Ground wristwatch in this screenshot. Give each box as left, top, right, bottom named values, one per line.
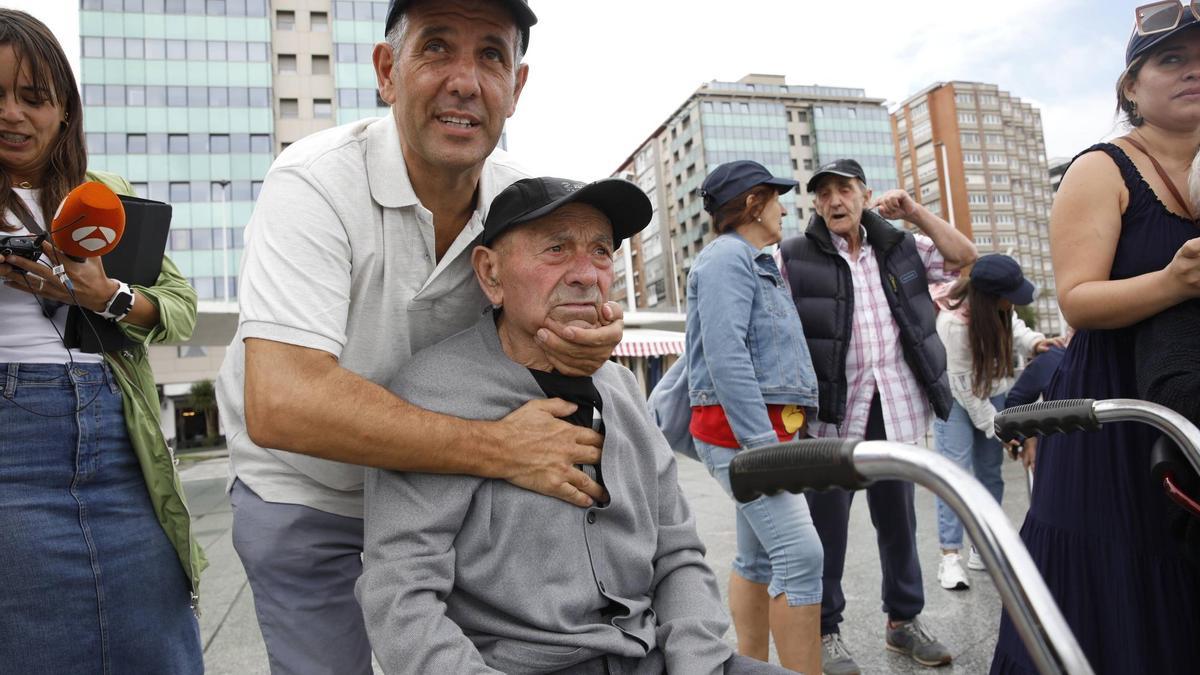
left=99, top=280, right=135, bottom=322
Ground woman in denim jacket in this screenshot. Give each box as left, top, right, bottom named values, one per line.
left=686, top=160, right=823, bottom=674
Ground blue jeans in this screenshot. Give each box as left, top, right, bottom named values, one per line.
left=694, top=438, right=823, bottom=605
left=0, top=363, right=202, bottom=674
left=933, top=396, right=1006, bottom=549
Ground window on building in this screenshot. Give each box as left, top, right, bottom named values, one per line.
left=104, top=84, right=123, bottom=106
left=801, top=135, right=810, bottom=147
left=124, top=37, right=144, bottom=59
left=126, top=134, right=147, bottom=154
left=250, top=134, right=271, bottom=153
left=280, top=98, right=299, bottom=118
left=83, top=84, right=103, bottom=105
left=968, top=192, right=988, bottom=204
left=209, top=86, right=228, bottom=107
left=209, top=134, right=230, bottom=153
left=169, top=182, right=190, bottom=202
left=803, top=159, right=813, bottom=170
left=278, top=54, right=297, bottom=73
left=313, top=99, right=333, bottom=118
left=248, top=42, right=269, bottom=62
left=186, top=39, right=205, bottom=61
left=958, top=112, right=977, bottom=124
left=168, top=134, right=188, bottom=153
left=248, top=87, right=270, bottom=107
left=276, top=10, right=295, bottom=30
left=166, top=39, right=186, bottom=60
left=798, top=110, right=809, bottom=122
left=145, top=38, right=166, bottom=59
left=207, top=40, right=227, bottom=60
left=126, top=85, right=145, bottom=106
left=312, top=55, right=331, bottom=75
left=311, top=11, right=329, bottom=31
left=82, top=37, right=103, bottom=58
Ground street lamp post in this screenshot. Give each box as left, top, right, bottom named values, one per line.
left=216, top=180, right=232, bottom=302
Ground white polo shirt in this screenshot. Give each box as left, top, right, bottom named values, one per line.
left=216, top=116, right=531, bottom=518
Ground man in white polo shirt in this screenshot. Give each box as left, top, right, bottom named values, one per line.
left=215, top=2, right=623, bottom=672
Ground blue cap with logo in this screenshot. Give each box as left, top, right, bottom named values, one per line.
left=700, top=160, right=799, bottom=214
left=970, top=254, right=1036, bottom=306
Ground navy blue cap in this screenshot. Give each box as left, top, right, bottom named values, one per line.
left=700, top=161, right=798, bottom=214
left=483, top=177, right=652, bottom=246
left=385, top=0, right=537, bottom=54
left=806, top=158, right=867, bottom=192
left=970, top=254, right=1036, bottom=305
left=1127, top=5, right=1200, bottom=65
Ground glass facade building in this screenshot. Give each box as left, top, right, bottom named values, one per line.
left=79, top=0, right=275, bottom=301
left=613, top=74, right=895, bottom=310
left=332, top=0, right=390, bottom=124
left=811, top=103, right=898, bottom=192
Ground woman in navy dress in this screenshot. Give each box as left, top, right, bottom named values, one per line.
left=991, top=10, right=1200, bottom=674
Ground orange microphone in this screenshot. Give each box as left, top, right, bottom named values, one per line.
left=50, top=182, right=125, bottom=259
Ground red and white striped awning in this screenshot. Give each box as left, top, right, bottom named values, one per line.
left=613, top=329, right=685, bottom=357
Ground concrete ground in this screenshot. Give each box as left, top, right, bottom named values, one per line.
left=182, top=447, right=1032, bottom=674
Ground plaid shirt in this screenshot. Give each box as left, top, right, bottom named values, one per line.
left=779, top=227, right=955, bottom=443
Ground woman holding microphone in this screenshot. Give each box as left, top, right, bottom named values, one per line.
left=0, top=10, right=203, bottom=673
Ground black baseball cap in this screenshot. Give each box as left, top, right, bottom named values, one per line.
left=1127, top=5, right=1200, bottom=65
left=806, top=158, right=867, bottom=193
left=483, top=177, right=652, bottom=247
left=970, top=254, right=1036, bottom=306
left=699, top=160, right=798, bottom=214
left=385, top=0, right=537, bottom=55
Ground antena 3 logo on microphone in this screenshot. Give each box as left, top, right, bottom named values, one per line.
left=51, top=182, right=126, bottom=258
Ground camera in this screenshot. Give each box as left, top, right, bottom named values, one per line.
left=0, top=234, right=45, bottom=273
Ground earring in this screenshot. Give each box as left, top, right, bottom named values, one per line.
left=756, top=217, right=763, bottom=223
left=1129, top=100, right=1143, bottom=125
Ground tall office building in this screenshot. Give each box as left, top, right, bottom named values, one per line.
left=891, top=81, right=1061, bottom=331
left=76, top=0, right=390, bottom=444
left=611, top=74, right=897, bottom=311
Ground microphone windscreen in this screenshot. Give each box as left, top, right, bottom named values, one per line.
left=51, top=182, right=125, bottom=258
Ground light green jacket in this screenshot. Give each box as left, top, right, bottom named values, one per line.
left=86, top=169, right=208, bottom=609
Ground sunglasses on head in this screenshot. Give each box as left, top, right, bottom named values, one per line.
left=1136, top=1, right=1200, bottom=35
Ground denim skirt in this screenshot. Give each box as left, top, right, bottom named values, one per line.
left=0, top=363, right=202, bottom=674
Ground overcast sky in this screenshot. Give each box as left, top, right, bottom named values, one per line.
left=8, top=0, right=1137, bottom=179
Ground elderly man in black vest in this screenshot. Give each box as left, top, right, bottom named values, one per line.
left=777, top=159, right=977, bottom=674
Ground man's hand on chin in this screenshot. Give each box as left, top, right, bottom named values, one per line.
left=536, top=301, right=625, bottom=376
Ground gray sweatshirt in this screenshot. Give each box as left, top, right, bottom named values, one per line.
left=357, top=310, right=732, bottom=674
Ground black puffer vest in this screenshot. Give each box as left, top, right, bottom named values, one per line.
left=778, top=211, right=951, bottom=426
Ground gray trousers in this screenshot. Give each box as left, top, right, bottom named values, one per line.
left=230, top=480, right=372, bottom=675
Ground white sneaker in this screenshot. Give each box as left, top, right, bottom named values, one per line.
left=967, top=546, right=986, bottom=571
left=937, top=553, right=969, bottom=590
